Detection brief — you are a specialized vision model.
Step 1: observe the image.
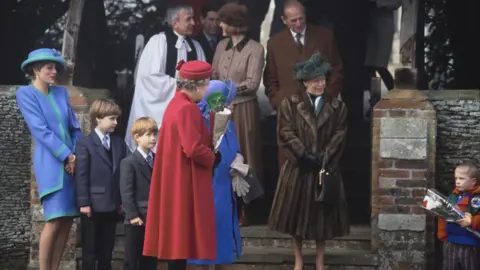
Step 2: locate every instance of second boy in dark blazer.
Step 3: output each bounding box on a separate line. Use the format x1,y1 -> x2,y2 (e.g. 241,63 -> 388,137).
120,117 -> 158,270
75,99 -> 127,270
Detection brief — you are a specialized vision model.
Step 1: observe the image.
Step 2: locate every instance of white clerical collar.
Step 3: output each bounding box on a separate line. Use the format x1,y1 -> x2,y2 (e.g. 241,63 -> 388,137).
173,30 -> 191,51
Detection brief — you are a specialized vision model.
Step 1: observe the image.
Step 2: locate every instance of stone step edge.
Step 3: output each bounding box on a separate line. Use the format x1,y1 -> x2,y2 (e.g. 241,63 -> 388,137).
113,225 -> 371,241
235,247 -> 378,266
75,247 -> 378,266
237,226 -> 371,241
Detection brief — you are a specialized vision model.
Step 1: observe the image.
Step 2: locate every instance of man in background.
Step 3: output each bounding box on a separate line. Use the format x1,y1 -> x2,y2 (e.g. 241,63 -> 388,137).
126,3 -> 206,152
194,3 -> 221,64
263,0 -> 342,168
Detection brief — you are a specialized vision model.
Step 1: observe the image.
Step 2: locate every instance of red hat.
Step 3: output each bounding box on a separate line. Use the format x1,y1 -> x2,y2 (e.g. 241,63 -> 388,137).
176,60 -> 213,80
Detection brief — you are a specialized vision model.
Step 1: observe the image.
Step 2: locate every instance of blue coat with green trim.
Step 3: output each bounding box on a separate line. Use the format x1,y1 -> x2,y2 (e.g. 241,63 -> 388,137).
16,85 -> 82,199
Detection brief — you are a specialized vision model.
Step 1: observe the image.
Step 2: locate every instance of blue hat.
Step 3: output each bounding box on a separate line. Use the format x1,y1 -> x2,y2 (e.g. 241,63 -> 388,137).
198,80 -> 237,117
21,48 -> 66,73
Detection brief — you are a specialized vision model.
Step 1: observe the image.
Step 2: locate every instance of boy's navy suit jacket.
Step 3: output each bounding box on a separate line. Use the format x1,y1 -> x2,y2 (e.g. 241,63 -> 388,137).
120,149 -> 154,224
75,132 -> 128,213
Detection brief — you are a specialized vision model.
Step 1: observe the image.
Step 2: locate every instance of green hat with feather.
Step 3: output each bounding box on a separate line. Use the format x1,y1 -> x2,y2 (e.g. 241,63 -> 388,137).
293,52 -> 332,81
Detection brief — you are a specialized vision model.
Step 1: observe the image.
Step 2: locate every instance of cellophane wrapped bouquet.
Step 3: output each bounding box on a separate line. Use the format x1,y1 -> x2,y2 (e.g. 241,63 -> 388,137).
205,91 -> 232,151
421,188 -> 480,238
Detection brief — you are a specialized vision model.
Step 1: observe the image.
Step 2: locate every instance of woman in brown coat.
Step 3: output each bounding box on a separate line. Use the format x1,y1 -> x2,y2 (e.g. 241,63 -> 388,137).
268,52 -> 349,270
212,2 -> 265,225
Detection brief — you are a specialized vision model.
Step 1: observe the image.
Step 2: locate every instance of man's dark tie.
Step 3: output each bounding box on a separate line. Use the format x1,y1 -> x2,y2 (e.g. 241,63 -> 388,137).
295,33 -> 303,52
209,38 -> 216,50
102,136 -> 110,150
146,155 -> 154,168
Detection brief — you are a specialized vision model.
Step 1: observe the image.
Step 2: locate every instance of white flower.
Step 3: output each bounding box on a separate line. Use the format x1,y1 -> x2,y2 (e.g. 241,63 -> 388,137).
424,196 -> 442,210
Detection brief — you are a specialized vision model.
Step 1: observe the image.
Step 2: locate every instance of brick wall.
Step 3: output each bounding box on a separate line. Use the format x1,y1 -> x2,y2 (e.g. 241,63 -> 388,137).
371,89 -> 436,269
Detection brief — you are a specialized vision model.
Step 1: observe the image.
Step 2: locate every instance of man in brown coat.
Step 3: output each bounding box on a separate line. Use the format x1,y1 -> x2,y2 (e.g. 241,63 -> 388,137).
263,0 -> 343,167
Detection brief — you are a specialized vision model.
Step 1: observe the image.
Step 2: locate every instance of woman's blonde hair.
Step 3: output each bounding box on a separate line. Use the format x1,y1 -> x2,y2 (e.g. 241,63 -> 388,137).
89,99 -> 122,125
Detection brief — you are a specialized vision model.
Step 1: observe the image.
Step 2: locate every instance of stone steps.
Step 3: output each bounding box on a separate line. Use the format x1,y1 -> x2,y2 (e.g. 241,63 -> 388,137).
76,247 -> 378,270
76,225 -> 376,269
112,225 -> 371,251
240,225 -> 371,250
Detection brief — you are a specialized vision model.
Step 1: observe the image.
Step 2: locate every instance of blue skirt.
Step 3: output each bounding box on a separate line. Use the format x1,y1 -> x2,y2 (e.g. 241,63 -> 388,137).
41,173 -> 79,221
188,167 -> 241,265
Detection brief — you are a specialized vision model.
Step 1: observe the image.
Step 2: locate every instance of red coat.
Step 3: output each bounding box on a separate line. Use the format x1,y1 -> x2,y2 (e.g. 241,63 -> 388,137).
143,91 -> 217,260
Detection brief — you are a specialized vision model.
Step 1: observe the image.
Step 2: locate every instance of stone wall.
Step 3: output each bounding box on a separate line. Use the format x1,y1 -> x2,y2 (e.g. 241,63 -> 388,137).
0,86 -> 31,264
425,90 -> 480,194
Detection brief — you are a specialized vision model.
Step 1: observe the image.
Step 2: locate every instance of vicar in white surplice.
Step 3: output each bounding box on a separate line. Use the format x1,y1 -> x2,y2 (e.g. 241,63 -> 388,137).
125,3 -> 206,152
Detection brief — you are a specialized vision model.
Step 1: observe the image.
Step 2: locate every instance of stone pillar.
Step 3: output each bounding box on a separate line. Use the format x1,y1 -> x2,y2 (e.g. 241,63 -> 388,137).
28,86 -> 111,270
371,88 -> 436,269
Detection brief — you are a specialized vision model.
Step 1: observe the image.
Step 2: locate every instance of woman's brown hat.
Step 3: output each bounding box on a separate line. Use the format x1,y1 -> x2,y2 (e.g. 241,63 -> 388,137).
218,3 -> 248,28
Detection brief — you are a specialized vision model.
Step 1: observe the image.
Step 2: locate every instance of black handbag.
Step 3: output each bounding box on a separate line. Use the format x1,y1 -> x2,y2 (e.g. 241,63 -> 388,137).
314,153 -> 342,205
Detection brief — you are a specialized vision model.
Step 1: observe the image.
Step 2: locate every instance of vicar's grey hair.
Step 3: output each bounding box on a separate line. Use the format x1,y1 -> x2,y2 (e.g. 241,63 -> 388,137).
164,4 -> 194,26
176,78 -> 210,91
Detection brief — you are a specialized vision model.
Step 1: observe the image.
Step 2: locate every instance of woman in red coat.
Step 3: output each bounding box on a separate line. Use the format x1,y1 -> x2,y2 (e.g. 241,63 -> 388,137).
143,60 -> 222,266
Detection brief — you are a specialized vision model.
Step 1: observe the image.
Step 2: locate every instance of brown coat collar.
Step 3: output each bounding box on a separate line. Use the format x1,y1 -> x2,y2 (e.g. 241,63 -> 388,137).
279,25 -> 319,58
289,91 -> 339,134
225,37 -> 250,52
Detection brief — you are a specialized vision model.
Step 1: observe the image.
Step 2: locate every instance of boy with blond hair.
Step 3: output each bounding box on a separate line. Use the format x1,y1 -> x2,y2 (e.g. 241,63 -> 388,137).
75,99 -> 128,270
120,117 -> 158,270
438,161 -> 480,269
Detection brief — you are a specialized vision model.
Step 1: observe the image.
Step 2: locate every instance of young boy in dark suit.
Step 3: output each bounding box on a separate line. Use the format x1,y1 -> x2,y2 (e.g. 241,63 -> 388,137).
437,161 -> 480,270
120,117 -> 158,270
75,99 -> 127,270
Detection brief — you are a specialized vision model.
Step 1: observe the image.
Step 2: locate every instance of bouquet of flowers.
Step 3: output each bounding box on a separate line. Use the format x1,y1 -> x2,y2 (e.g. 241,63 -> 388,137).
421,189 -> 480,238
212,107 -> 231,151
205,91 -> 232,151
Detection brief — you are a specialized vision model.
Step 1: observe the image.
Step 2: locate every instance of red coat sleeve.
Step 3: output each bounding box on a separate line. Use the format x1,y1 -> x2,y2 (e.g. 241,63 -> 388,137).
176,104 -> 215,168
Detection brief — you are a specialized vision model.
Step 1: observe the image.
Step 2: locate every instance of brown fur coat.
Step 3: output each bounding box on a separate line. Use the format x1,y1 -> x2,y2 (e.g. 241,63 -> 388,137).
268,91 -> 350,240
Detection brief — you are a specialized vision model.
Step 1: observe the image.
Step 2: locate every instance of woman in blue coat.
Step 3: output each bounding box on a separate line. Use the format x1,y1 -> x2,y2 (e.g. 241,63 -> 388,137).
16,49 -> 83,270
189,80 -> 243,269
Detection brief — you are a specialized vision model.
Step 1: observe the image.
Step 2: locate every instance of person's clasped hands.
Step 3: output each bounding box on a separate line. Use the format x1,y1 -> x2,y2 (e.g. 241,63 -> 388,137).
65,153 -> 76,175
130,217 -> 144,226
299,152 -> 323,172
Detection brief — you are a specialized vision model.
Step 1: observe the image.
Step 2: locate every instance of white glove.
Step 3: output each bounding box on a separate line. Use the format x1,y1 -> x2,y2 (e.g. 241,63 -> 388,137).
232,174 -> 250,197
